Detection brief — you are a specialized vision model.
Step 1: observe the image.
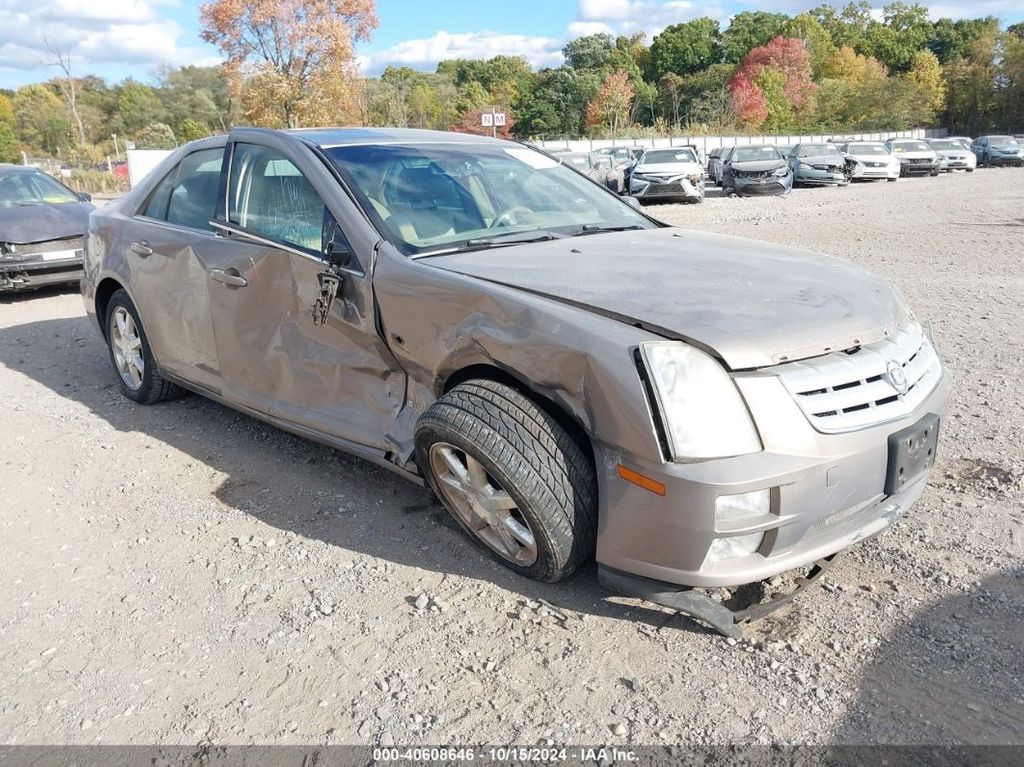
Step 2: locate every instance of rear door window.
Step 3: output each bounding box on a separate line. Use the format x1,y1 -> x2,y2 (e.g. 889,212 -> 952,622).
140,148 -> 224,231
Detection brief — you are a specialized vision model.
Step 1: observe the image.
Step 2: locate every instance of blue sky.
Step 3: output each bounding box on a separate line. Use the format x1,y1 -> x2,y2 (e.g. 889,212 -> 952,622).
1,0 -> 1022,88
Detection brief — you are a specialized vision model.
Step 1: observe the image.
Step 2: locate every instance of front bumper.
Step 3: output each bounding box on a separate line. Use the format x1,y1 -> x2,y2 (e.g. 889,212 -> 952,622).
630,177 -> 704,202
986,153 -> 1024,166
595,365 -> 952,588
899,161 -> 938,175
732,177 -> 791,196
850,163 -> 900,179
794,167 -> 847,185
0,257 -> 83,292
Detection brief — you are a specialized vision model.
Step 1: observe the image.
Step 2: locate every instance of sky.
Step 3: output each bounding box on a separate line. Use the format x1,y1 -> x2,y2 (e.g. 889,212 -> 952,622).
1,0 -> 1023,88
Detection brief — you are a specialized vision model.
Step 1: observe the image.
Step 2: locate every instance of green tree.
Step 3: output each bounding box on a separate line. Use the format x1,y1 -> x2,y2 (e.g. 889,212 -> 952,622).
863,2 -> 933,73
649,18 -> 722,79
117,81 -> 166,135
134,122 -> 177,149
780,14 -> 838,78
13,84 -> 68,154
722,12 -> 789,63
177,118 -> 210,143
0,93 -> 18,162
562,33 -> 615,70
753,67 -> 793,131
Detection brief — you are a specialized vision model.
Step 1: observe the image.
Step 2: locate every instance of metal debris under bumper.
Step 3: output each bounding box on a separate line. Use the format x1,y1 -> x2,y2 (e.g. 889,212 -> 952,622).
599,554 -> 839,639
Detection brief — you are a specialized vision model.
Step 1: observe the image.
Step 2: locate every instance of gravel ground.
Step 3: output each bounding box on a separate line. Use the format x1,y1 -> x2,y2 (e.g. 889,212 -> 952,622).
1,168 -> 1022,748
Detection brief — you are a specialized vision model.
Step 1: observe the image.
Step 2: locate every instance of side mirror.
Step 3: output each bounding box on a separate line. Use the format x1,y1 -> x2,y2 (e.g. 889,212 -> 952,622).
78,192 -> 92,203
325,235 -> 360,273
623,196 -> 643,211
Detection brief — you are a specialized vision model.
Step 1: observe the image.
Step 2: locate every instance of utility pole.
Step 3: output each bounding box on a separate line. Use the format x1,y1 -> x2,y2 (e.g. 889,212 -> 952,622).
112,134 -> 121,162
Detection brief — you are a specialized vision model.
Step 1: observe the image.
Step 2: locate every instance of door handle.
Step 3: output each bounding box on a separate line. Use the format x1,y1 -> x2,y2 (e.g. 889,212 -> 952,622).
130,240 -> 153,257
210,268 -> 248,288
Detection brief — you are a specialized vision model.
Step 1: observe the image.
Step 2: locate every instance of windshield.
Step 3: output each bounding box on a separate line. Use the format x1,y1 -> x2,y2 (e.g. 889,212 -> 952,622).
731,146 -> 781,162
847,144 -> 889,155
325,142 -> 655,256
989,136 -> 1019,147
797,144 -> 842,158
891,141 -> 929,152
0,171 -> 80,207
641,148 -> 698,164
929,140 -> 961,150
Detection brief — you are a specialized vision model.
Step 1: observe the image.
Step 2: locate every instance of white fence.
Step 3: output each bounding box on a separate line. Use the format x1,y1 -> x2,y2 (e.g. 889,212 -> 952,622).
538,128 -> 947,157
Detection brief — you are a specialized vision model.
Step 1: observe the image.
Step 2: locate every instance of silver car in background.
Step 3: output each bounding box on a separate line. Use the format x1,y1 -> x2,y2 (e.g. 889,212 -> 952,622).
886,139 -> 940,176
82,128 -> 950,637
720,145 -> 793,196
629,147 -> 705,203
927,139 -> 977,172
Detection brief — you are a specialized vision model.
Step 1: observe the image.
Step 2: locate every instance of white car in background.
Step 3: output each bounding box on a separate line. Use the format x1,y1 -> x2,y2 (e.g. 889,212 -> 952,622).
838,141 -> 901,182
629,147 -> 705,203
927,138 -> 977,172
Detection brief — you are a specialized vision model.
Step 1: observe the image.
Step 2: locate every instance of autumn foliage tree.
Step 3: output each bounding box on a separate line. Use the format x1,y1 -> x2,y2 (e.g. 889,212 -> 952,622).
585,70 -> 635,135
729,36 -> 817,130
200,0 -> 378,128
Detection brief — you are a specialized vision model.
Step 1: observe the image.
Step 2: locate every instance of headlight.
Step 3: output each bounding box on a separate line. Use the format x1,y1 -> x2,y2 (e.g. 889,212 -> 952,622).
799,161 -> 812,169
639,342 -> 762,460
773,166 -> 789,177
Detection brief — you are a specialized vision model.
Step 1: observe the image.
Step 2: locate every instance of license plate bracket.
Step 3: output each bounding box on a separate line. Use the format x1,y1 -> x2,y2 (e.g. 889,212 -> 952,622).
885,414 -> 940,495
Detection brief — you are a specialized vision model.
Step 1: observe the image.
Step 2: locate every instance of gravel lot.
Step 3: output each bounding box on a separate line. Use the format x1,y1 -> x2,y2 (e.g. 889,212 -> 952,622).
1,169 -> 1022,748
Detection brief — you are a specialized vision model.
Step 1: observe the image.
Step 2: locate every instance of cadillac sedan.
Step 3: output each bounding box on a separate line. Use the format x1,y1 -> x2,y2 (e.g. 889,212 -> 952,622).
83,128 -> 950,636
0,165 -> 93,292
787,143 -> 850,186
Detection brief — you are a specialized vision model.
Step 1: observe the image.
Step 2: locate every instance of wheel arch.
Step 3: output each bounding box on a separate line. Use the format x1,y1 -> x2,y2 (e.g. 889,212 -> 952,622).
440,362 -> 597,470
94,277 -> 127,339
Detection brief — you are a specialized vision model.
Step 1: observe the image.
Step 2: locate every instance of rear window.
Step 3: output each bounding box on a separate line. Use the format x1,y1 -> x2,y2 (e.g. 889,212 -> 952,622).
141,148 -> 223,231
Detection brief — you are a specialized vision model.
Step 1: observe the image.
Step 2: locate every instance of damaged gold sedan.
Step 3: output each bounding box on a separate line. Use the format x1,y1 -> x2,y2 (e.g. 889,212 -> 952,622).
83,128 -> 951,636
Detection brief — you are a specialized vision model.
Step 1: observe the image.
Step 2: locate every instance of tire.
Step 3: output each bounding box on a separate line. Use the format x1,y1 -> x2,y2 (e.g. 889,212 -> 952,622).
415,379 -> 597,582
967,168 -> 974,173
104,288 -> 184,404
887,177 -> 898,182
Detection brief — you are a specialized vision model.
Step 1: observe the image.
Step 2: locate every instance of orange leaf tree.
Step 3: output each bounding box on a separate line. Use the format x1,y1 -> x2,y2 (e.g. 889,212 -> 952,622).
200,0 -> 378,127
585,70 -> 635,135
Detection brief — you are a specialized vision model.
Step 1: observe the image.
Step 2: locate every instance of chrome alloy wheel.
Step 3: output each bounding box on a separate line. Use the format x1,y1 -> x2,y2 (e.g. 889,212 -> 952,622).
428,442 -> 538,566
110,306 -> 144,390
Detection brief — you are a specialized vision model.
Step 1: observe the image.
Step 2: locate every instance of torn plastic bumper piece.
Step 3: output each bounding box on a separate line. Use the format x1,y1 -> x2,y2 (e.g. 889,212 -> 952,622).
598,554 -> 840,639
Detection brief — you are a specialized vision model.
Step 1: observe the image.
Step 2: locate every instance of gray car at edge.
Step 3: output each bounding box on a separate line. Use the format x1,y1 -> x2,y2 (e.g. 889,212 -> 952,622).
82,128 -> 951,635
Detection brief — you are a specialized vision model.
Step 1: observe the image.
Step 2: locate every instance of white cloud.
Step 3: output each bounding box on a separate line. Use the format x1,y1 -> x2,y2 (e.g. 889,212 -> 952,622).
567,21 -> 616,37
358,31 -> 565,75
576,0 -> 723,35
0,0 -> 216,81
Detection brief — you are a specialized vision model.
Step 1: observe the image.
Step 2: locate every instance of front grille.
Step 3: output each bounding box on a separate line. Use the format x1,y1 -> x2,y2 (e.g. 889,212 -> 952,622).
735,169 -> 774,179
907,158 -> 932,165
646,183 -> 683,194
774,323 -> 942,433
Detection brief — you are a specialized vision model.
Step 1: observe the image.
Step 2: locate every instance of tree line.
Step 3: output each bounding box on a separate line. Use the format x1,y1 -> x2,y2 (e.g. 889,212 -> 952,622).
1,1 -> 1022,167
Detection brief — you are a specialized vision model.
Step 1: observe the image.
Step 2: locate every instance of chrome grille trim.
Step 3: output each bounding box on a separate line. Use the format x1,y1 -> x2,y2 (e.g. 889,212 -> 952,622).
775,323 -> 942,433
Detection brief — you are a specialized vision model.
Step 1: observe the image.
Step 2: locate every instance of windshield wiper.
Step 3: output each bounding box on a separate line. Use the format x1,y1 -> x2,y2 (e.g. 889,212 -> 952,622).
571,224 -> 645,237
453,230 -> 565,252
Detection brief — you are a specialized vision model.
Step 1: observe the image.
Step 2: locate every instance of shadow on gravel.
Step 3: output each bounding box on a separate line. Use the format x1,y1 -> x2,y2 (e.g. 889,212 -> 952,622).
833,568 -> 1024,745
0,315 -> 713,635
0,283 -> 79,304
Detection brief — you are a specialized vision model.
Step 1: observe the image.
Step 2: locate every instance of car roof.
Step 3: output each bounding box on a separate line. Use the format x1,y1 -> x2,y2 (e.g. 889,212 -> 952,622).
0,164 -> 46,174
282,127 -> 510,148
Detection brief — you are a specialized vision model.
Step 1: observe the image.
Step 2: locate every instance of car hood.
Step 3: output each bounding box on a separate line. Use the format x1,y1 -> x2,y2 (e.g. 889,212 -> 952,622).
635,162 -> 702,176
848,153 -> 896,162
729,159 -> 787,172
796,154 -> 845,167
427,228 -> 909,370
0,202 -> 93,244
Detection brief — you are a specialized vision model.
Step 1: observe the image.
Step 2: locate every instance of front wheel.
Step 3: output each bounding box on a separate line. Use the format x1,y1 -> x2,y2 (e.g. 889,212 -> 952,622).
415,380 -> 597,582
887,177 -> 898,182
104,289 -> 184,404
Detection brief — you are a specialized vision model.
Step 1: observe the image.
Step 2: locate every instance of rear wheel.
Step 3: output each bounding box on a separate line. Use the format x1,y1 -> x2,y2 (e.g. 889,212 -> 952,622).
415,379 -> 597,582
105,289 -> 184,404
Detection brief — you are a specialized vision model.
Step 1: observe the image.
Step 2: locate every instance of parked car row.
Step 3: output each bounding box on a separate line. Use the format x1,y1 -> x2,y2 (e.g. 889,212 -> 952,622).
698,134 -> 1020,198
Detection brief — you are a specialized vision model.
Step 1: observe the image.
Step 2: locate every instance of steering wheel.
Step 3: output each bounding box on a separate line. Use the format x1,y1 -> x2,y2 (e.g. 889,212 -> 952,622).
491,206 -> 533,228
